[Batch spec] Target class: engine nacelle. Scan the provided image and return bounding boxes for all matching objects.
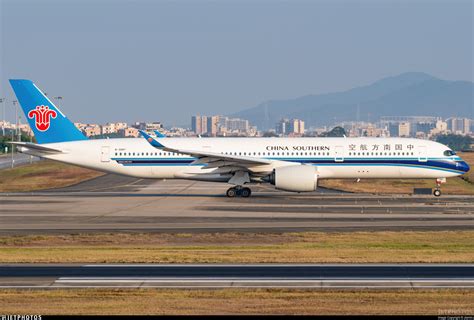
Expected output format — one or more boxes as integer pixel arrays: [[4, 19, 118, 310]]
[[267, 165, 318, 192]]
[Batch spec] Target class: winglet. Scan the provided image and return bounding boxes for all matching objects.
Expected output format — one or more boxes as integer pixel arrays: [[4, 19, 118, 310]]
[[154, 130, 166, 138], [139, 130, 165, 148]]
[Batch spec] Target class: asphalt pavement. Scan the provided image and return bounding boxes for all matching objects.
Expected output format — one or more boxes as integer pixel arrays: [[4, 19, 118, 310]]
[[1, 175, 473, 234], [1, 264, 472, 289]]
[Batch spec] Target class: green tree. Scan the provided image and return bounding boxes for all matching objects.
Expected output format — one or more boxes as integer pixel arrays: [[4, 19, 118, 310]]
[[319, 126, 346, 137], [262, 131, 278, 137], [0, 130, 34, 153], [435, 134, 473, 151]]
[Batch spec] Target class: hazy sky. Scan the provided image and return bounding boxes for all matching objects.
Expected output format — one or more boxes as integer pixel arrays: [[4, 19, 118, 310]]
[[1, 0, 472, 127]]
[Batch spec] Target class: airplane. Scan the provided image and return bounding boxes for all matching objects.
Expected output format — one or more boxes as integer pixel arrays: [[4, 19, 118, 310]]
[[8, 79, 470, 198]]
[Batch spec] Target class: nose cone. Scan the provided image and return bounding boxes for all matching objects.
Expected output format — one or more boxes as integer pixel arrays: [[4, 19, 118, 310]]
[[458, 160, 470, 173]]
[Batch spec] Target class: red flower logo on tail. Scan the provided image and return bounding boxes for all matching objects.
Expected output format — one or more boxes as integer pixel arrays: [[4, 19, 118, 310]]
[[28, 105, 57, 132]]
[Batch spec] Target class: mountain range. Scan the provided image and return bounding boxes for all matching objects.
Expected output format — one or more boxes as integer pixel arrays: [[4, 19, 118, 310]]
[[231, 72, 474, 130]]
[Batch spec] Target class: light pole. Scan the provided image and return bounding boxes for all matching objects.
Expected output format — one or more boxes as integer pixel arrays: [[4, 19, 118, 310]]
[[11, 125, 14, 168], [18, 113, 22, 142], [12, 100, 19, 141], [0, 98, 5, 136]]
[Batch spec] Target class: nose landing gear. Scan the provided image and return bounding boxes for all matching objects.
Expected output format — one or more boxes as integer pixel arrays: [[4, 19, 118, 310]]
[[433, 178, 446, 197], [226, 186, 252, 198]]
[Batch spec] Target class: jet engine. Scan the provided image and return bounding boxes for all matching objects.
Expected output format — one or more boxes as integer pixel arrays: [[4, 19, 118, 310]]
[[266, 165, 318, 192]]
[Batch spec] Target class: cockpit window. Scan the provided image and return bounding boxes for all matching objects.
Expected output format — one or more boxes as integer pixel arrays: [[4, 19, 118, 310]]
[[443, 150, 456, 156]]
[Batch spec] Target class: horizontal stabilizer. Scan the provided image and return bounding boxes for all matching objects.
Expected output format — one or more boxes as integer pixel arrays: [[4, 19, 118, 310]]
[[8, 141, 64, 154]]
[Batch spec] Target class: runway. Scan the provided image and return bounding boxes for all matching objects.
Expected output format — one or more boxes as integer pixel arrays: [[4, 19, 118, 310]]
[[1, 264, 473, 289], [1, 174, 473, 234]]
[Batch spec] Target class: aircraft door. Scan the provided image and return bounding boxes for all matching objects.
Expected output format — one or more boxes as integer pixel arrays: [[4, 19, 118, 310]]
[[335, 145, 344, 162], [418, 146, 427, 162], [101, 146, 110, 162]]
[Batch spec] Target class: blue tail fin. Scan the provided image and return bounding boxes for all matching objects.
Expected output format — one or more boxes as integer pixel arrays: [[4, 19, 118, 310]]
[[154, 130, 166, 138], [9, 79, 87, 144]]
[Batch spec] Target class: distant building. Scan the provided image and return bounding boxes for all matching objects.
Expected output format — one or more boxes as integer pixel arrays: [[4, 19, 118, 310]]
[[83, 125, 101, 137], [132, 122, 146, 130], [226, 117, 249, 132], [120, 127, 140, 137], [114, 122, 128, 131], [276, 118, 305, 135], [191, 115, 208, 135], [206, 116, 220, 136], [101, 123, 117, 135], [275, 119, 288, 135], [363, 125, 388, 137], [464, 118, 471, 135], [436, 120, 448, 132], [145, 122, 163, 131], [18, 123, 33, 136], [132, 121, 163, 132], [446, 117, 471, 135], [288, 119, 305, 135], [398, 122, 411, 137]]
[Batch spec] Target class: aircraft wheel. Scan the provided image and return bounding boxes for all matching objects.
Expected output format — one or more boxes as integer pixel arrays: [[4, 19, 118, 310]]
[[433, 189, 441, 197], [241, 187, 252, 198], [226, 187, 237, 198]]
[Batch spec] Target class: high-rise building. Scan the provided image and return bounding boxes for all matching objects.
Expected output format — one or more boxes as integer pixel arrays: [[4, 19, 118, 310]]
[[388, 123, 399, 137], [275, 119, 288, 135], [191, 115, 208, 135], [191, 116, 200, 134], [207, 116, 220, 136], [276, 118, 305, 135], [446, 117, 471, 134], [288, 119, 305, 135], [463, 118, 471, 134]]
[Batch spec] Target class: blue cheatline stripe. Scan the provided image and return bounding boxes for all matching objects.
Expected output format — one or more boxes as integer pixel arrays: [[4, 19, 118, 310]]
[[111, 157, 465, 174], [312, 163, 464, 174]]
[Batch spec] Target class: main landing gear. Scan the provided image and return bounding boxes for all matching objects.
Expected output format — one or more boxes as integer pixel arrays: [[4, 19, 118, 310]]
[[433, 178, 446, 197], [226, 186, 252, 198]]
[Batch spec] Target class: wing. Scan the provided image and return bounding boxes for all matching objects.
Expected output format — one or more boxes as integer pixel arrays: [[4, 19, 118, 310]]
[[139, 131, 280, 183]]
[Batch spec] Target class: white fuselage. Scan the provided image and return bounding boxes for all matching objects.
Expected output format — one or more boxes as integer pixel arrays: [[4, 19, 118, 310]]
[[20, 137, 469, 184]]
